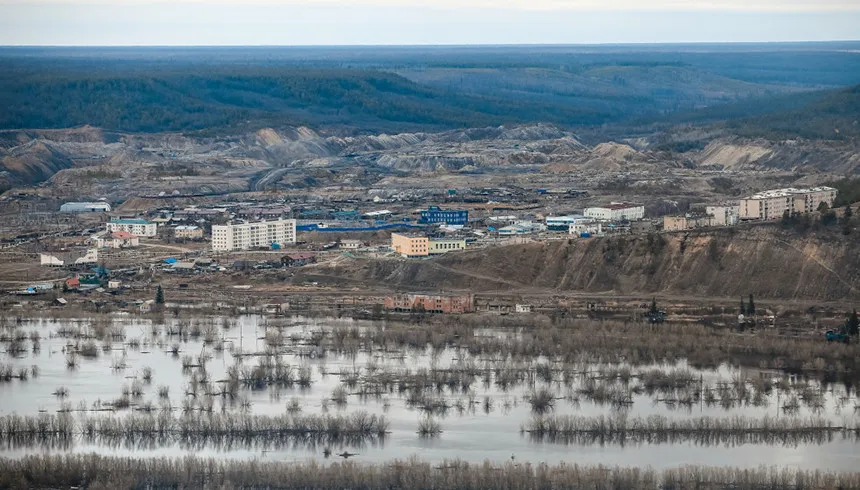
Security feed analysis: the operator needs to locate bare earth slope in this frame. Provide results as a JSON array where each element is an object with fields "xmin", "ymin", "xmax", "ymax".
[{"xmin": 299, "ymin": 226, "xmax": 860, "ymax": 301}]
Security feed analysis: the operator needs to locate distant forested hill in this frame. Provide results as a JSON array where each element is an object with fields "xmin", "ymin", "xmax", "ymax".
[
  {"xmin": 726, "ymin": 84, "xmax": 860, "ymax": 140},
  {"xmin": 0, "ymin": 44, "xmax": 858, "ymax": 135}
]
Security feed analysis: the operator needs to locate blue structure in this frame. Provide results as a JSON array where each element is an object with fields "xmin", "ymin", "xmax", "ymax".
[{"xmin": 419, "ymin": 206, "xmax": 468, "ymax": 225}]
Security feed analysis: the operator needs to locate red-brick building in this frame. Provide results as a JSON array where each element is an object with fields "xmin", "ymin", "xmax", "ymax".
[{"xmin": 384, "ymin": 294, "xmax": 474, "ymax": 314}]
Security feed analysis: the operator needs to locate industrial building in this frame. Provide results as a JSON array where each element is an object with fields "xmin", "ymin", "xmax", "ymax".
[
  {"xmin": 420, "ymin": 206, "xmax": 468, "ymax": 225},
  {"xmin": 545, "ymin": 215, "xmax": 589, "ymax": 231},
  {"xmin": 391, "ymin": 233, "xmax": 429, "ymax": 257},
  {"xmin": 568, "ymin": 219, "xmax": 603, "ymax": 236},
  {"xmin": 385, "ymin": 293, "xmax": 474, "ymax": 314},
  {"xmin": 106, "ymin": 218, "xmax": 158, "ymax": 237},
  {"xmin": 211, "ymin": 218, "xmax": 297, "ymax": 251},
  {"xmin": 584, "ymin": 203, "xmax": 645, "ymax": 221},
  {"xmin": 174, "ymin": 225, "xmax": 204, "ymax": 239},
  {"xmin": 428, "ymin": 238, "xmax": 466, "ymax": 255},
  {"xmin": 498, "ymin": 221, "xmax": 544, "ymax": 235},
  {"xmin": 739, "ymin": 187, "xmax": 837, "ymax": 220},
  {"xmin": 60, "ymin": 202, "xmax": 111, "ymax": 213}
]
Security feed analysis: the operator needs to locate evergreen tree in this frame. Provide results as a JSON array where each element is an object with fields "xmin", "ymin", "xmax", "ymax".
[
  {"xmin": 155, "ymin": 285, "xmax": 165, "ymax": 305},
  {"xmin": 844, "ymin": 205, "xmax": 854, "ymax": 235},
  {"xmin": 650, "ymin": 298, "xmax": 658, "ymax": 315},
  {"xmin": 848, "ymin": 309, "xmax": 860, "ymax": 336},
  {"xmin": 739, "ymin": 297, "xmax": 746, "ymax": 315},
  {"xmin": 747, "ymin": 294, "xmax": 755, "ymax": 316}
]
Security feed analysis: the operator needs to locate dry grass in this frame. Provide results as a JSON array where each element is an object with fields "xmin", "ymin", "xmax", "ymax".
[{"xmin": 2, "ymin": 454, "xmax": 860, "ymax": 489}]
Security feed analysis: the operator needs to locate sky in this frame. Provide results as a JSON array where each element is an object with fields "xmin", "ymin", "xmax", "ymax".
[{"xmin": 1, "ymin": 0, "xmax": 859, "ymax": 45}]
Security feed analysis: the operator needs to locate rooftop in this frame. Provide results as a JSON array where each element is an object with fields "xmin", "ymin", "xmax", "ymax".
[
  {"xmin": 745, "ymin": 187, "xmax": 836, "ymax": 200},
  {"xmin": 111, "ymin": 218, "xmax": 149, "ymax": 225},
  {"xmin": 111, "ymin": 231, "xmax": 137, "ymax": 239}
]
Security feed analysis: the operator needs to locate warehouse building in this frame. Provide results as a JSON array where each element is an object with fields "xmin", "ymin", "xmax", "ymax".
[
  {"xmin": 583, "ymin": 203, "xmax": 645, "ymax": 222},
  {"xmin": 60, "ymin": 202, "xmax": 111, "ymax": 213}
]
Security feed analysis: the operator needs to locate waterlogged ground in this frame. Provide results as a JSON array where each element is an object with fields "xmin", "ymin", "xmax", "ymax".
[{"xmin": 1, "ymin": 315, "xmax": 859, "ymax": 471}]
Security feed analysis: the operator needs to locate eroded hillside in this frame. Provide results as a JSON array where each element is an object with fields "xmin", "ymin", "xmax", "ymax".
[{"xmin": 299, "ymin": 225, "xmax": 860, "ymax": 302}]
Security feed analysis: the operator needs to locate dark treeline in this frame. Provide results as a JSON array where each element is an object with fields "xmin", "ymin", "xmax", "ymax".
[{"xmin": 1, "ymin": 44, "xmax": 859, "ymax": 135}]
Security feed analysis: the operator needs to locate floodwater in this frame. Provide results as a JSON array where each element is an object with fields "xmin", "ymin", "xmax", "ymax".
[{"xmin": 1, "ymin": 315, "xmax": 859, "ymax": 471}]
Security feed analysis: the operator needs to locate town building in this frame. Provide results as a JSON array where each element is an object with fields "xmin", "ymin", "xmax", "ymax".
[
  {"xmin": 515, "ymin": 304, "xmax": 533, "ymax": 313},
  {"xmin": 498, "ymin": 221, "xmax": 544, "ymax": 235},
  {"xmin": 211, "ymin": 219, "xmax": 297, "ymax": 252},
  {"xmin": 60, "ymin": 202, "xmax": 112, "ymax": 213},
  {"xmin": 420, "ymin": 206, "xmax": 468, "ymax": 225},
  {"xmin": 174, "ymin": 225, "xmax": 204, "ymax": 240},
  {"xmin": 663, "ymin": 215, "xmax": 715, "ymax": 231},
  {"xmin": 545, "ymin": 215, "xmax": 589, "ymax": 231},
  {"xmin": 706, "ymin": 204, "xmax": 740, "ymax": 226},
  {"xmin": 584, "ymin": 203, "xmax": 645, "ymax": 222},
  {"xmin": 93, "ymin": 231, "xmax": 139, "ymax": 249},
  {"xmin": 391, "ymin": 233, "xmax": 429, "ymax": 257},
  {"xmin": 569, "ymin": 220, "xmax": 603, "ymax": 236},
  {"xmin": 739, "ymin": 187, "xmax": 837, "ymax": 220},
  {"xmin": 340, "ymin": 239, "xmax": 362, "ymax": 249},
  {"xmin": 428, "ymin": 238, "xmax": 466, "ymax": 255},
  {"xmin": 106, "ymin": 218, "xmax": 158, "ymax": 237},
  {"xmin": 384, "ymin": 293, "xmax": 474, "ymax": 314},
  {"xmin": 40, "ymin": 249, "xmax": 98, "ymax": 267}
]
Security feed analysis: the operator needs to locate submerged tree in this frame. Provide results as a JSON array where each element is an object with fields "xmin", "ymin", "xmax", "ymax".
[{"xmin": 848, "ymin": 309, "xmax": 859, "ymax": 337}]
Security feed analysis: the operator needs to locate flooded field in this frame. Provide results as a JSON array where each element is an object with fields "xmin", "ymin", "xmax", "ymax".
[{"xmin": 1, "ymin": 314, "xmax": 860, "ymax": 474}]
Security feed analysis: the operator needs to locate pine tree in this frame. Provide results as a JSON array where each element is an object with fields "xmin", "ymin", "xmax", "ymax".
[
  {"xmin": 747, "ymin": 294, "xmax": 755, "ymax": 316},
  {"xmin": 848, "ymin": 309, "xmax": 860, "ymax": 337},
  {"xmin": 650, "ymin": 298, "xmax": 658, "ymax": 315},
  {"xmin": 155, "ymin": 285, "xmax": 164, "ymax": 305},
  {"xmin": 739, "ymin": 297, "xmax": 746, "ymax": 315}
]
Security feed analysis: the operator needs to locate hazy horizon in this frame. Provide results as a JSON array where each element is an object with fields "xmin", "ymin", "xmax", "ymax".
[{"xmin": 2, "ymin": 1, "xmax": 859, "ymax": 46}]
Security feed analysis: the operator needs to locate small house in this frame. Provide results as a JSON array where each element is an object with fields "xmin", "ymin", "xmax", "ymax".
[{"xmin": 64, "ymin": 278, "xmax": 80, "ymax": 291}]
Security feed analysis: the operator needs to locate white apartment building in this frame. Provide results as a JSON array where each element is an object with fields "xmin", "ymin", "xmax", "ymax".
[
  {"xmin": 106, "ymin": 219, "xmax": 158, "ymax": 237},
  {"xmin": 211, "ymin": 219, "xmax": 297, "ymax": 251},
  {"xmin": 583, "ymin": 203, "xmax": 645, "ymax": 221},
  {"xmin": 739, "ymin": 187, "xmax": 837, "ymax": 221},
  {"xmin": 706, "ymin": 204, "xmax": 740, "ymax": 226}
]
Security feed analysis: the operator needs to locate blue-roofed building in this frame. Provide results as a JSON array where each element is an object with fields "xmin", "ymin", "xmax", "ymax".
[{"xmin": 420, "ymin": 206, "xmax": 468, "ymax": 225}]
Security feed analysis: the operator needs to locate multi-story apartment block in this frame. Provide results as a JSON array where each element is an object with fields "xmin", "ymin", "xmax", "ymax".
[
  {"xmin": 106, "ymin": 219, "xmax": 158, "ymax": 237},
  {"xmin": 211, "ymin": 219, "xmax": 297, "ymax": 251},
  {"xmin": 706, "ymin": 204, "xmax": 740, "ymax": 226},
  {"xmin": 391, "ymin": 233, "xmax": 429, "ymax": 257},
  {"xmin": 739, "ymin": 187, "xmax": 837, "ymax": 220}
]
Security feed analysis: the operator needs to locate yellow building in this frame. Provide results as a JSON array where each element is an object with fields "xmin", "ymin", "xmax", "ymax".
[
  {"xmin": 429, "ymin": 238, "xmax": 466, "ymax": 255},
  {"xmin": 391, "ymin": 233, "xmax": 429, "ymax": 257}
]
